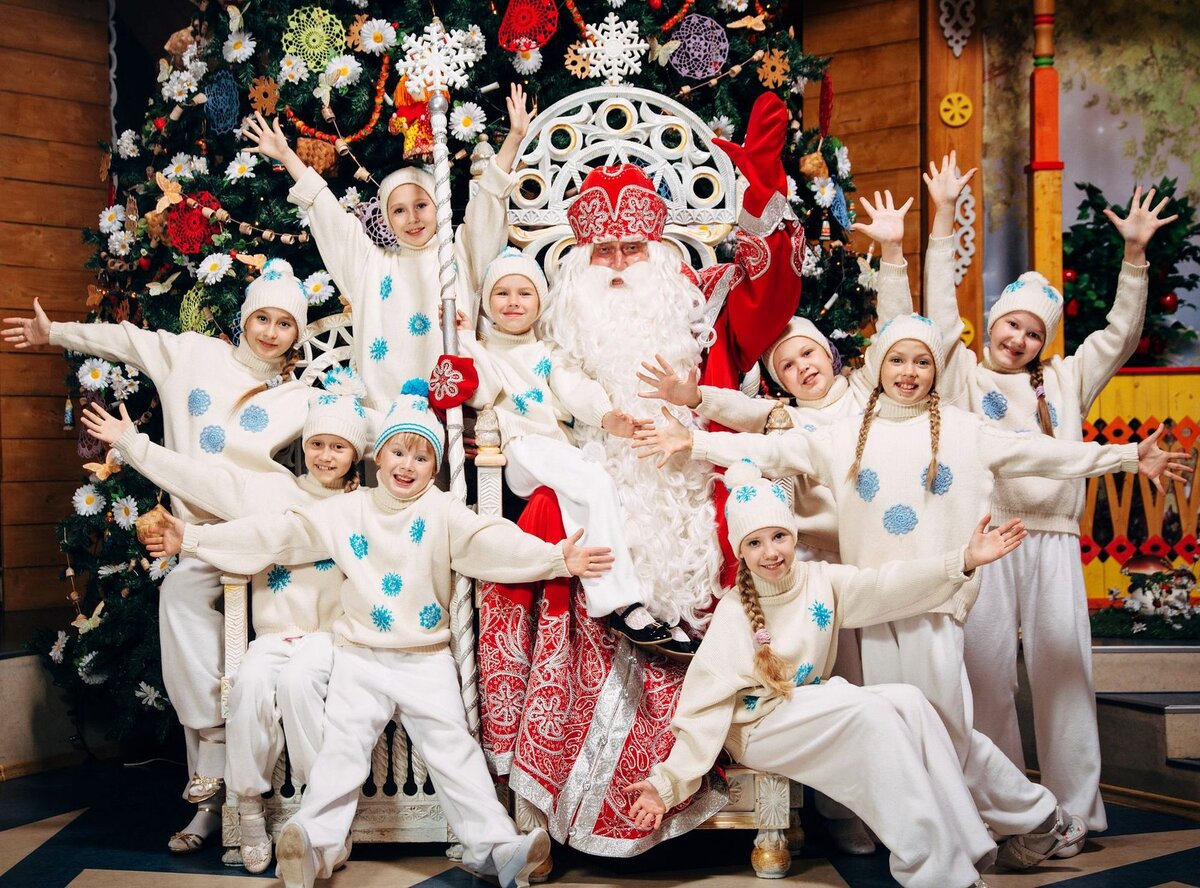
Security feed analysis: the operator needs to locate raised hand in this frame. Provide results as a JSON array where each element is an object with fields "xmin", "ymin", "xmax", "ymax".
[
  {"xmin": 1104, "ymin": 186, "xmax": 1179, "ymax": 264},
  {"xmin": 601, "ymin": 410, "xmax": 653, "ymax": 439},
  {"xmin": 81, "ymin": 402, "xmax": 134, "ymax": 445},
  {"xmin": 630, "ymin": 407, "xmax": 693, "ymax": 468},
  {"xmin": 496, "ymin": 83, "xmax": 533, "ymax": 173},
  {"xmin": 922, "ymin": 151, "xmax": 977, "ymax": 211},
  {"xmin": 144, "ymin": 512, "xmax": 186, "ymax": 560},
  {"xmin": 963, "ymin": 514, "xmax": 1026, "ymax": 572},
  {"xmin": 637, "ymin": 354, "xmax": 701, "ymax": 408},
  {"xmin": 2, "ymin": 298, "xmax": 51, "ymax": 349},
  {"xmin": 623, "ymin": 780, "xmax": 666, "ymax": 832},
  {"xmin": 1136, "ymin": 425, "xmax": 1194, "ymax": 492},
  {"xmin": 562, "ymin": 528, "xmax": 615, "ymax": 578},
  {"xmin": 242, "ymin": 112, "xmax": 307, "ymax": 181},
  {"xmin": 851, "ymin": 190, "xmax": 913, "ymax": 263}
]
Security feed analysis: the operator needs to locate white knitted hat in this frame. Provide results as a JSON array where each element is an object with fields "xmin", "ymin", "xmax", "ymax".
[
  {"xmin": 987, "ymin": 271, "xmax": 1063, "ymax": 355},
  {"xmin": 863, "ymin": 313, "xmax": 945, "ymax": 390},
  {"xmin": 723, "ymin": 461, "xmax": 796, "ymax": 554},
  {"xmin": 241, "ymin": 257, "xmax": 308, "ymax": 328},
  {"xmin": 480, "ymin": 247, "xmax": 549, "ymax": 322},
  {"xmin": 374, "ymin": 379, "xmax": 445, "ymax": 466},
  {"xmin": 304, "ymin": 367, "xmax": 370, "ymax": 457},
  {"xmin": 378, "ymin": 166, "xmax": 436, "ymax": 209},
  {"xmin": 764, "ymin": 317, "xmax": 834, "ymax": 388}
]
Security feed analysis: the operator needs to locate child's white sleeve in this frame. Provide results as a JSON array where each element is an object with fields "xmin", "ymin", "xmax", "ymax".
[
  {"xmin": 454, "ymin": 158, "xmax": 518, "ymax": 321},
  {"xmin": 1063, "ymin": 261, "xmax": 1149, "ymax": 412},
  {"xmin": 446, "ymin": 498, "xmax": 569, "ymax": 582},
  {"xmin": 48, "ymin": 321, "xmax": 178, "ymax": 381},
  {"xmin": 875, "ymin": 258, "xmax": 914, "ymax": 328},
  {"xmin": 288, "ymin": 167, "xmax": 378, "ymax": 308},
  {"xmin": 923, "ymin": 235, "xmax": 974, "ymax": 407},
  {"xmin": 828, "ymin": 549, "xmax": 971, "ymax": 628},
  {"xmin": 181, "ymin": 502, "xmax": 334, "ymax": 574},
  {"xmin": 691, "ymin": 427, "xmax": 827, "ymax": 485},
  {"xmin": 457, "ymin": 336, "xmax": 506, "ymax": 408},
  {"xmin": 546, "ymin": 348, "xmax": 612, "ymax": 429},
  {"xmin": 980, "ymin": 424, "xmax": 1139, "ymax": 480},
  {"xmin": 695, "ymin": 386, "xmax": 776, "ymax": 433}
]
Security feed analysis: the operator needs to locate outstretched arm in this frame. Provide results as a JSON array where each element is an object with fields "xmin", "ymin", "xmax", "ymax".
[{"xmin": 242, "ymin": 111, "xmax": 308, "ymax": 182}]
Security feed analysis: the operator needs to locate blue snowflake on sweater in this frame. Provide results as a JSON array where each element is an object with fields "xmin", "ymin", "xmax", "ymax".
[
  {"xmin": 369, "ymin": 337, "xmax": 389, "ymax": 361},
  {"xmin": 855, "ymin": 469, "xmax": 880, "ymax": 502},
  {"xmin": 920, "ymin": 463, "xmax": 954, "ymax": 496},
  {"xmin": 809, "ymin": 601, "xmax": 832, "ymax": 630},
  {"xmin": 318, "ymin": 393, "xmax": 337, "ymax": 405},
  {"xmin": 409, "ymin": 313, "xmax": 431, "ymax": 336},
  {"xmin": 533, "ymin": 357, "xmax": 552, "ymax": 378},
  {"xmin": 380, "ymin": 274, "xmax": 393, "ymax": 301},
  {"xmin": 882, "ymin": 504, "xmax": 919, "ymax": 536},
  {"xmin": 770, "ymin": 483, "xmax": 787, "ymax": 503},
  {"xmin": 266, "ymin": 565, "xmax": 291, "ymax": 592},
  {"xmin": 410, "ymin": 517, "xmax": 426, "ymax": 544},
  {"xmin": 187, "ymin": 388, "xmax": 211, "ymax": 416},
  {"xmin": 793, "ymin": 662, "xmax": 814, "ymax": 685},
  {"xmin": 418, "ymin": 602, "xmax": 442, "ymax": 629},
  {"xmin": 349, "ymin": 533, "xmax": 369, "ymax": 559},
  {"xmin": 981, "ymin": 391, "xmax": 1008, "ymax": 420},
  {"xmin": 804, "ymin": 423, "xmax": 817, "ymax": 432},
  {"xmin": 742, "ymin": 695, "xmax": 759, "ymax": 711},
  {"xmin": 314, "ymin": 559, "xmax": 335, "ymax": 572},
  {"xmin": 734, "ymin": 485, "xmax": 757, "ymax": 503},
  {"xmin": 1035, "ymin": 402, "xmax": 1060, "ymax": 429},
  {"xmin": 381, "ymin": 572, "xmax": 403, "ymax": 597},
  {"xmin": 324, "ymin": 366, "xmax": 352, "ymax": 387},
  {"xmin": 240, "ymin": 405, "xmax": 269, "ymax": 433},
  {"xmin": 370, "ymin": 605, "xmax": 393, "ymax": 632},
  {"xmin": 199, "ymin": 425, "xmax": 225, "ymax": 453}
]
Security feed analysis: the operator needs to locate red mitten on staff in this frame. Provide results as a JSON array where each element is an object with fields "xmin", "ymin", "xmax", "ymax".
[
  {"xmin": 428, "ymin": 354, "xmax": 478, "ymax": 410},
  {"xmin": 711, "ymin": 92, "xmax": 789, "ymax": 218}
]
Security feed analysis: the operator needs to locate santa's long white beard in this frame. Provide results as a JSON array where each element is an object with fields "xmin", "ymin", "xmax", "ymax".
[{"xmin": 542, "ymin": 246, "xmax": 722, "ymax": 629}]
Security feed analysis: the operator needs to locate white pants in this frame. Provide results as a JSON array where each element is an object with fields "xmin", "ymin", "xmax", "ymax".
[
  {"xmin": 504, "ymin": 435, "xmax": 644, "ymax": 618},
  {"xmin": 965, "ymin": 532, "xmax": 1106, "ymax": 830},
  {"xmin": 293, "ymin": 646, "xmax": 520, "ymax": 878},
  {"xmin": 226, "ymin": 632, "xmax": 335, "ymax": 798},
  {"xmin": 860, "ymin": 613, "xmax": 1057, "ymax": 835},
  {"xmin": 740, "ymin": 678, "xmax": 994, "ymax": 888}
]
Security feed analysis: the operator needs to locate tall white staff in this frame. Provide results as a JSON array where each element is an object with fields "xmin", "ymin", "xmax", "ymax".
[{"xmin": 398, "ymin": 19, "xmax": 486, "ymax": 737}]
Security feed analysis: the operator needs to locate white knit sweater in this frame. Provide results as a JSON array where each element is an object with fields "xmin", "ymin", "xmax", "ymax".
[
  {"xmin": 182, "ymin": 482, "xmax": 569, "ymax": 652},
  {"xmin": 50, "ymin": 321, "xmax": 311, "ymax": 523},
  {"xmin": 692, "ymin": 395, "xmax": 1140, "ymax": 621},
  {"xmin": 646, "ymin": 548, "xmax": 972, "ymax": 810},
  {"xmin": 288, "ymin": 159, "xmax": 516, "ymax": 409},
  {"xmin": 459, "ymin": 327, "xmax": 613, "ymax": 445}
]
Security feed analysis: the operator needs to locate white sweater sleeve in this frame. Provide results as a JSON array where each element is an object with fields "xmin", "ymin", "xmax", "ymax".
[
  {"xmin": 181, "ymin": 503, "xmax": 335, "ymax": 574},
  {"xmin": 696, "ymin": 385, "xmax": 776, "ymax": 433},
  {"xmin": 546, "ymin": 349, "xmax": 613, "ymax": 429},
  {"xmin": 446, "ymin": 498, "xmax": 569, "ymax": 582},
  {"xmin": 458, "ymin": 336, "xmax": 507, "ymax": 408},
  {"xmin": 691, "ymin": 427, "xmax": 826, "ymax": 484},
  {"xmin": 980, "ymin": 425, "xmax": 1140, "ymax": 480},
  {"xmin": 828, "ymin": 548, "xmax": 971, "ymax": 629},
  {"xmin": 874, "ymin": 258, "xmax": 914, "ymax": 327},
  {"xmin": 1063, "ymin": 262, "xmax": 1149, "ymax": 412},
  {"xmin": 49, "ymin": 321, "xmax": 178, "ymax": 381},
  {"xmin": 288, "ymin": 167, "xmax": 379, "ymax": 309},
  {"xmin": 923, "ymin": 235, "xmax": 975, "ymax": 406},
  {"xmin": 454, "ymin": 159, "xmax": 519, "ymax": 312}
]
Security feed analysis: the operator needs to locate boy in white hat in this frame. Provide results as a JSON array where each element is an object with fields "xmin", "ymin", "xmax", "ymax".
[
  {"xmin": 172, "ymin": 387, "xmax": 615, "ymax": 888},
  {"xmin": 243, "ymin": 85, "xmax": 533, "ymax": 409}
]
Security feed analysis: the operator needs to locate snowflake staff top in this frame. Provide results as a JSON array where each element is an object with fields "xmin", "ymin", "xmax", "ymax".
[
  {"xmin": 579, "ymin": 13, "xmax": 648, "ymax": 86},
  {"xmin": 396, "ymin": 20, "xmax": 487, "ymax": 100}
]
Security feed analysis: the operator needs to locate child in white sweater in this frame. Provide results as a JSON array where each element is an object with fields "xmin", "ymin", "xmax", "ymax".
[
  {"xmin": 624, "ymin": 461, "xmax": 1063, "ymax": 886},
  {"xmin": 930, "ymin": 186, "xmax": 1178, "ymax": 836},
  {"xmin": 175, "ymin": 391, "xmax": 613, "ymax": 888},
  {"xmin": 4, "ymin": 257, "xmax": 317, "ymax": 850},
  {"xmin": 458, "ymin": 248, "xmax": 668, "ymax": 644},
  {"xmin": 634, "ymin": 314, "xmax": 1189, "ymax": 849},
  {"xmin": 86, "ymin": 384, "xmax": 370, "ymax": 871},
  {"xmin": 244, "ymin": 85, "xmax": 533, "ymax": 409}
]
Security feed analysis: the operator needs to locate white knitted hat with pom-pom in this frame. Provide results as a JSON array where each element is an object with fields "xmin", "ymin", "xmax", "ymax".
[
  {"xmin": 303, "ymin": 366, "xmax": 371, "ymax": 458},
  {"xmin": 480, "ymin": 247, "xmax": 549, "ymax": 323},
  {"xmin": 241, "ymin": 257, "xmax": 309, "ymax": 328},
  {"xmin": 723, "ymin": 460, "xmax": 796, "ymax": 554},
  {"xmin": 986, "ymin": 271, "xmax": 1064, "ymax": 356},
  {"xmin": 374, "ymin": 378, "xmax": 445, "ymax": 467}
]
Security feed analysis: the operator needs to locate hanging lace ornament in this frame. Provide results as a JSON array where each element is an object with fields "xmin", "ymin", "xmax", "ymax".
[
  {"xmin": 166, "ymin": 191, "xmax": 221, "ymax": 255},
  {"xmin": 354, "ymin": 197, "xmax": 400, "ymax": 250},
  {"xmin": 281, "ymin": 6, "xmax": 346, "ymax": 73},
  {"xmin": 77, "ymin": 394, "xmax": 105, "ymax": 460},
  {"xmin": 669, "ymin": 15, "xmax": 728, "ymax": 81},
  {"xmin": 499, "ymin": 0, "xmax": 558, "ymax": 51},
  {"xmin": 204, "ymin": 70, "xmax": 240, "ymax": 134},
  {"xmin": 831, "ymin": 185, "xmax": 851, "ymax": 231},
  {"xmin": 179, "ymin": 282, "xmax": 212, "ymax": 334},
  {"xmin": 578, "ymin": 14, "xmax": 647, "ymax": 85}
]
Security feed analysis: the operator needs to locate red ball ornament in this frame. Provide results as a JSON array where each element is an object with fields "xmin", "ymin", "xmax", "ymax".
[
  {"xmin": 1063, "ymin": 268, "xmax": 1077, "ymax": 283},
  {"xmin": 1160, "ymin": 291, "xmax": 1179, "ymax": 313},
  {"xmin": 137, "ymin": 256, "xmax": 152, "ymax": 270},
  {"xmin": 1136, "ymin": 335, "xmax": 1151, "ymax": 354},
  {"xmin": 1066, "ymin": 298, "xmax": 1079, "ymax": 317},
  {"xmin": 650, "ymin": 0, "xmax": 662, "ymax": 7},
  {"xmin": 154, "ymin": 117, "xmax": 166, "ymax": 130}
]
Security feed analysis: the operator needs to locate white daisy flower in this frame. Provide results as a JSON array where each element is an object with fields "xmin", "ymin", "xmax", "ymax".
[
  {"xmin": 279, "ymin": 54, "xmax": 309, "ymax": 84},
  {"xmin": 107, "ymin": 230, "xmax": 134, "ymax": 257},
  {"xmin": 98, "ymin": 204, "xmax": 126, "ymax": 235},
  {"xmin": 450, "ymin": 102, "xmax": 487, "ymax": 142},
  {"xmin": 786, "ymin": 175, "xmax": 799, "ymax": 202},
  {"xmin": 112, "ymin": 495, "xmax": 139, "ymax": 530},
  {"xmin": 49, "ymin": 630, "xmax": 67, "ymax": 664},
  {"xmin": 338, "ymin": 187, "xmax": 362, "ymax": 211},
  {"xmin": 77, "ymin": 651, "xmax": 108, "ymax": 685},
  {"xmin": 224, "ymin": 151, "xmax": 258, "ymax": 182},
  {"xmin": 77, "ymin": 357, "xmax": 113, "ymax": 391},
  {"xmin": 707, "ymin": 115, "xmax": 734, "ymax": 140},
  {"xmin": 115, "ymin": 129, "xmax": 139, "ymax": 159},
  {"xmin": 347, "ymin": 0, "xmax": 367, "ymax": 6},
  {"xmin": 512, "ymin": 48, "xmax": 543, "ymax": 75},
  {"xmin": 834, "ymin": 145, "xmax": 851, "ymax": 178},
  {"xmin": 161, "ymin": 69, "xmax": 197, "ymax": 103},
  {"xmin": 324, "ymin": 54, "xmax": 362, "ymax": 88},
  {"xmin": 801, "ymin": 245, "xmax": 823, "ymax": 279},
  {"xmin": 717, "ymin": 0, "xmax": 748, "ymax": 11},
  {"xmin": 72, "ymin": 483, "xmax": 106, "ymax": 516},
  {"xmin": 149, "ymin": 555, "xmax": 177, "ymax": 580},
  {"xmin": 164, "ymin": 152, "xmax": 193, "ymax": 180},
  {"xmin": 223, "ymin": 30, "xmax": 256, "ymax": 64},
  {"xmin": 296, "ymin": 207, "xmax": 311, "ymax": 229},
  {"xmin": 608, "ymin": 0, "xmax": 627, "ymax": 7},
  {"xmin": 810, "ymin": 176, "xmax": 837, "ymax": 208},
  {"xmin": 190, "ymin": 155, "xmax": 208, "ymax": 176},
  {"xmin": 96, "ymin": 563, "xmax": 125, "ymax": 578},
  {"xmin": 136, "ymin": 681, "xmax": 166, "ymax": 710},
  {"xmin": 197, "ymin": 252, "xmax": 233, "ymax": 284},
  {"xmin": 303, "ymin": 271, "xmax": 336, "ymax": 305},
  {"xmin": 790, "ymin": 75, "xmax": 809, "ymax": 95},
  {"xmin": 111, "ymin": 373, "xmax": 139, "ymax": 401},
  {"xmin": 359, "ymin": 19, "xmax": 397, "ymax": 54}
]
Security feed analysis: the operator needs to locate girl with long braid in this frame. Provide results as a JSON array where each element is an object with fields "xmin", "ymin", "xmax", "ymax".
[
  {"xmin": 623, "ymin": 460, "xmax": 1026, "ymax": 887},
  {"xmin": 633, "ymin": 313, "xmax": 1191, "ymax": 868}
]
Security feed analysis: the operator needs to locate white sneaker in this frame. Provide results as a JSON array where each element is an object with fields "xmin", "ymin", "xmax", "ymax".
[
  {"xmin": 1052, "ymin": 817, "xmax": 1088, "ymax": 858},
  {"xmin": 494, "ymin": 828, "xmax": 551, "ymax": 888},
  {"xmin": 994, "ymin": 807, "xmax": 1085, "ymax": 870},
  {"xmin": 276, "ymin": 820, "xmax": 317, "ymax": 888}
]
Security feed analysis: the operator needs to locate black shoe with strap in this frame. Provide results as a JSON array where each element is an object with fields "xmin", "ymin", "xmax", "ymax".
[{"xmin": 609, "ymin": 604, "xmax": 673, "ymax": 646}]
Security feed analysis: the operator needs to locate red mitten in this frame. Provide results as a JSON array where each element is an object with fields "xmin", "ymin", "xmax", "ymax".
[
  {"xmin": 711, "ymin": 92, "xmax": 789, "ymax": 218},
  {"xmin": 429, "ymin": 354, "xmax": 478, "ymax": 410}
]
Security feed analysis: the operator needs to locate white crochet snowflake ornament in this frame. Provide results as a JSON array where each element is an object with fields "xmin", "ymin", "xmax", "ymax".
[
  {"xmin": 579, "ymin": 13, "xmax": 647, "ymax": 86},
  {"xmin": 396, "ymin": 20, "xmax": 486, "ymax": 99}
]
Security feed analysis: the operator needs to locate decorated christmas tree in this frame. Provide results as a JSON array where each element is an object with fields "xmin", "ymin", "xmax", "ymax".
[{"xmin": 36, "ymin": 0, "xmax": 878, "ymax": 741}]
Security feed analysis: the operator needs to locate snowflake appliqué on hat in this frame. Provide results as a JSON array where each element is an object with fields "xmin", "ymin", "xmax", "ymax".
[{"xmin": 734, "ymin": 485, "xmax": 757, "ymax": 503}]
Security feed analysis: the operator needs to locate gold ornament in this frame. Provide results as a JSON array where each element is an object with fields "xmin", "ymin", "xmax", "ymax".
[
  {"xmin": 938, "ymin": 92, "xmax": 973, "ymax": 127},
  {"xmin": 799, "ymin": 151, "xmax": 829, "ymax": 180},
  {"xmin": 346, "ymin": 14, "xmax": 369, "ymax": 51},
  {"xmin": 565, "ymin": 42, "xmax": 591, "ymax": 80},
  {"xmin": 296, "ymin": 136, "xmax": 338, "ymax": 176},
  {"xmin": 757, "ymin": 48, "xmax": 790, "ymax": 89},
  {"xmin": 134, "ymin": 503, "xmax": 172, "ymax": 545},
  {"xmin": 248, "ymin": 76, "xmax": 279, "ymax": 116}
]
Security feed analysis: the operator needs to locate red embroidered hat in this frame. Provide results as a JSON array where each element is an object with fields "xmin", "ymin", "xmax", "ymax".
[{"xmin": 567, "ymin": 165, "xmax": 668, "ymax": 245}]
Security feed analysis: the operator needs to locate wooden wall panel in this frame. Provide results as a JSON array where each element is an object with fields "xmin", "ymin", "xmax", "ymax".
[{"xmin": 0, "ymin": 0, "xmax": 108, "ymax": 610}]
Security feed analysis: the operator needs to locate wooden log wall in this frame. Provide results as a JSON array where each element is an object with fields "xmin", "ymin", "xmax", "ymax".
[{"xmin": 0, "ymin": 0, "xmax": 109, "ymax": 611}]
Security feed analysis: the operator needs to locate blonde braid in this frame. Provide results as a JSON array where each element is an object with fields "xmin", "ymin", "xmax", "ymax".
[
  {"xmin": 234, "ymin": 346, "xmax": 302, "ymax": 409},
  {"xmin": 847, "ymin": 385, "xmax": 883, "ymax": 483},
  {"xmin": 1030, "ymin": 362, "xmax": 1055, "ymax": 437},
  {"xmin": 925, "ymin": 391, "xmax": 941, "ymax": 492},
  {"xmin": 341, "ymin": 472, "xmax": 361, "ymax": 493},
  {"xmin": 736, "ymin": 561, "xmax": 795, "ymax": 699}
]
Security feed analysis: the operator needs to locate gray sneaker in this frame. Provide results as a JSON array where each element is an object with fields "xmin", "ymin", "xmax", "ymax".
[
  {"xmin": 494, "ymin": 827, "xmax": 551, "ymax": 888},
  {"xmin": 994, "ymin": 807, "xmax": 1086, "ymax": 869}
]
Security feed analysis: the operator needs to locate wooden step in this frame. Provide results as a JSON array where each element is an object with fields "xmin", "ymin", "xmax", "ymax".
[
  {"xmin": 1093, "ymin": 691, "xmax": 1200, "ymax": 803},
  {"xmin": 1091, "ymin": 643, "xmax": 1200, "ymax": 693},
  {"xmin": 1096, "ymin": 692, "xmax": 1200, "ymax": 759}
]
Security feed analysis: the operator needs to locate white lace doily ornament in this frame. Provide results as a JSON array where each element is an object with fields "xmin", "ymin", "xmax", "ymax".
[
  {"xmin": 579, "ymin": 13, "xmax": 648, "ymax": 86},
  {"xmin": 396, "ymin": 20, "xmax": 486, "ymax": 99}
]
